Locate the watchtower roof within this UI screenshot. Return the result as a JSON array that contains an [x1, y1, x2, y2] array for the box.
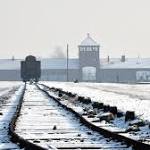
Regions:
[[80, 34, 99, 46]]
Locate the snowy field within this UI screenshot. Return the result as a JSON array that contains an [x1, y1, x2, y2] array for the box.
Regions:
[[42, 82, 150, 122]]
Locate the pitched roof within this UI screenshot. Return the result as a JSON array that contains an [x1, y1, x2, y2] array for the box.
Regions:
[[41, 58, 79, 69], [0, 58, 79, 70], [0, 58, 150, 70], [80, 34, 99, 46], [101, 58, 150, 69]]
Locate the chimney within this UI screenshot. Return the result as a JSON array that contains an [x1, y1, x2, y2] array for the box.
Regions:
[[12, 56, 15, 61], [107, 55, 110, 63], [121, 55, 125, 62]]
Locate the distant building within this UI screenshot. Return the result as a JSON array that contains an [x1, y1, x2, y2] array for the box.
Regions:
[[0, 34, 150, 83], [79, 33, 100, 82]]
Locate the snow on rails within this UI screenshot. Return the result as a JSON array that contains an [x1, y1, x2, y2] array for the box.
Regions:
[[38, 83, 150, 150], [2, 82, 149, 150], [14, 84, 130, 150], [0, 83, 24, 150]]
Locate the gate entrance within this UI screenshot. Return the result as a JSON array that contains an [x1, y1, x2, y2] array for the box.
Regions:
[[82, 66, 96, 81]]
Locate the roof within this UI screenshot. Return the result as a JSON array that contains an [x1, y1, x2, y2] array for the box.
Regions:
[[80, 34, 99, 46], [41, 58, 79, 69], [101, 58, 150, 69], [0, 59, 21, 70], [0, 58, 150, 70], [0, 59, 79, 70]]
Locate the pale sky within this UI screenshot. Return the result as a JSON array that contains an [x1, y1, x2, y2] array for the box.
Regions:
[[0, 0, 150, 59]]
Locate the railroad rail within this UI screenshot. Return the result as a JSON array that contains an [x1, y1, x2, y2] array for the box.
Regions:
[[38, 83, 150, 150], [7, 82, 150, 150], [0, 84, 25, 150], [9, 83, 132, 150]]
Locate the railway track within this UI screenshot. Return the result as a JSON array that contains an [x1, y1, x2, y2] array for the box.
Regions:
[[0, 85, 25, 150], [8, 82, 150, 150], [12, 83, 132, 150], [38, 83, 150, 150]]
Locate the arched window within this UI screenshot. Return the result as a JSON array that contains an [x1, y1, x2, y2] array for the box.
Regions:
[[82, 67, 96, 81]]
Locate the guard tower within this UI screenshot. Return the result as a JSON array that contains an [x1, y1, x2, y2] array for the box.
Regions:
[[79, 34, 100, 82]]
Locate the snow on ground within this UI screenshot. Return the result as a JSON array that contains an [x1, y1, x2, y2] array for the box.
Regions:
[[16, 84, 131, 149], [42, 82, 150, 122], [0, 82, 22, 96], [0, 82, 23, 149]]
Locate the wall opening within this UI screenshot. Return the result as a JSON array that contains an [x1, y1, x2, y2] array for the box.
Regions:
[[82, 66, 96, 81]]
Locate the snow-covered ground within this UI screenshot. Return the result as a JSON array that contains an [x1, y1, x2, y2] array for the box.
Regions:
[[42, 82, 150, 122], [0, 82, 21, 96], [16, 84, 131, 149], [0, 82, 23, 149]]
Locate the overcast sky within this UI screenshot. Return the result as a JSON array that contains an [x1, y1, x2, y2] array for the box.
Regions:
[[0, 0, 150, 59]]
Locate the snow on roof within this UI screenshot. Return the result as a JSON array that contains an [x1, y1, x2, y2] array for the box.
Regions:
[[0, 58, 150, 70], [101, 58, 150, 69], [41, 58, 79, 69], [0, 59, 21, 70], [0, 59, 79, 70], [80, 34, 99, 46]]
